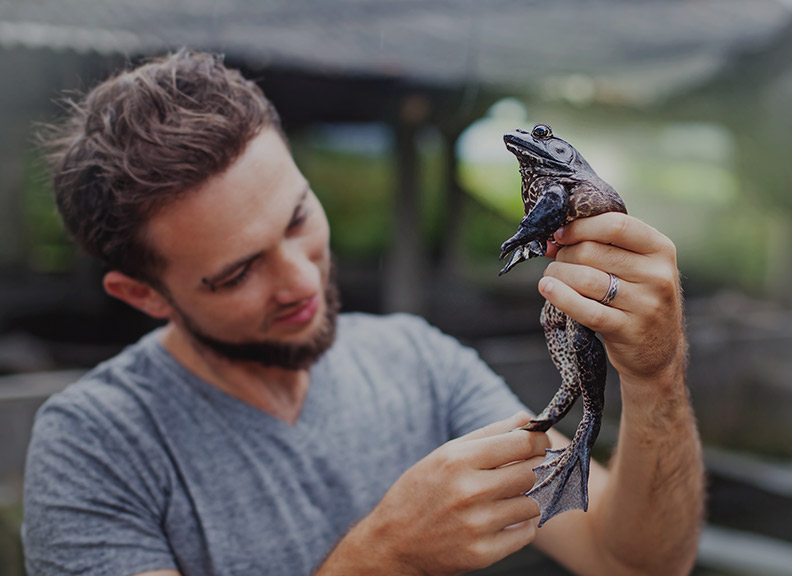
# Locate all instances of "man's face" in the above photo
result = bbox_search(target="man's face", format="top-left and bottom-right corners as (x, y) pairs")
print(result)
(145, 128), (337, 369)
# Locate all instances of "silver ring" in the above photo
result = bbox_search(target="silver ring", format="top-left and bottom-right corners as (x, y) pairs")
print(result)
(599, 273), (619, 306)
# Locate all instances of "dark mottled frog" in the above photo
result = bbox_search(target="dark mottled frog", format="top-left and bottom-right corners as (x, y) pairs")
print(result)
(499, 124), (626, 526)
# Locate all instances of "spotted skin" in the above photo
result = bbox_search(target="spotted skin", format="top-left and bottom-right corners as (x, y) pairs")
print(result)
(498, 124), (625, 526)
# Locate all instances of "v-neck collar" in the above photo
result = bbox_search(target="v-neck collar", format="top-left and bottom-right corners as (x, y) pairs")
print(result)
(145, 330), (333, 444)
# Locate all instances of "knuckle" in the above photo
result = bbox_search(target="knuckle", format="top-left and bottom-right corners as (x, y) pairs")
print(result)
(586, 269), (606, 295)
(645, 298), (667, 322)
(654, 272), (680, 306)
(613, 246), (633, 269)
(465, 540), (491, 567)
(658, 234), (678, 259)
(520, 429), (537, 451)
(520, 520), (537, 543)
(588, 306), (609, 330)
(519, 430), (548, 457)
(544, 260), (561, 276)
(618, 212), (632, 236)
(576, 241), (597, 261)
(459, 510), (485, 536)
(434, 447), (464, 475)
(451, 476), (482, 505)
(640, 262), (679, 303)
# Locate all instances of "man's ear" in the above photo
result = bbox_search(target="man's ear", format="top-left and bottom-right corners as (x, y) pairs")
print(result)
(103, 271), (173, 320)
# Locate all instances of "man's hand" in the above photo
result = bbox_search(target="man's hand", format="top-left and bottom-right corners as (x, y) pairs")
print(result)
(317, 412), (550, 576)
(535, 212), (703, 576)
(542, 212), (686, 387)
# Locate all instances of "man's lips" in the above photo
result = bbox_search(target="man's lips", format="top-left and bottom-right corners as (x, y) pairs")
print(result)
(273, 295), (320, 326)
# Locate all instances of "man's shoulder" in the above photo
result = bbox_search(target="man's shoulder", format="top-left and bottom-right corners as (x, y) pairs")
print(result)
(34, 329), (167, 432)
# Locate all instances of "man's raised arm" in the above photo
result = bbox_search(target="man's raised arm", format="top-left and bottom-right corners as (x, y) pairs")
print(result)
(533, 213), (704, 576)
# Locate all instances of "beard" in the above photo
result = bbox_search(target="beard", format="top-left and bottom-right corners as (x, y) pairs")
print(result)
(174, 263), (341, 371)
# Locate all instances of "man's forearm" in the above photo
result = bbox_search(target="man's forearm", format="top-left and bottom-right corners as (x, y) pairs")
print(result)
(315, 518), (411, 576)
(594, 363), (704, 575)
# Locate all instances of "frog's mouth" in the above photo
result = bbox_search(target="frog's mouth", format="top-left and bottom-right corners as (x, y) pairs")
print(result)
(504, 131), (574, 174)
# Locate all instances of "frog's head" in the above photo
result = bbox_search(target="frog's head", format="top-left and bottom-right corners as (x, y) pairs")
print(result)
(503, 124), (594, 178)
(497, 123), (624, 274)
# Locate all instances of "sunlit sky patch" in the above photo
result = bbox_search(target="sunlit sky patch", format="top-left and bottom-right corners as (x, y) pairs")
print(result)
(457, 100), (739, 217)
(456, 98), (528, 164)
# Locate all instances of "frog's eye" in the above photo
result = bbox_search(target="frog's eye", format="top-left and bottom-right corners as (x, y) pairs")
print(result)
(531, 124), (552, 139)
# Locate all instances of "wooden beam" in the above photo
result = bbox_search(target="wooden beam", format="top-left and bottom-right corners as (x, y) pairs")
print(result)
(382, 95), (429, 314)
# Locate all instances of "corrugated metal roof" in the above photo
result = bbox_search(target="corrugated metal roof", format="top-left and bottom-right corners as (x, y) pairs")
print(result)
(1, 0), (791, 104)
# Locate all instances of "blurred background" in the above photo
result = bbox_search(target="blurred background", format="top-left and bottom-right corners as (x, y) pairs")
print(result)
(1, 1), (792, 574)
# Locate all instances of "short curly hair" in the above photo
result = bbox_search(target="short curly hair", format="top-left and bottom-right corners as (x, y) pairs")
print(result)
(42, 49), (283, 287)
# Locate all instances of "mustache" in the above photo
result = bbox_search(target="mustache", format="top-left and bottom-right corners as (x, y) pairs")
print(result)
(182, 260), (341, 370)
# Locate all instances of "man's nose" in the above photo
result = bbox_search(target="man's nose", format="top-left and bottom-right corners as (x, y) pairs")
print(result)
(271, 242), (317, 304)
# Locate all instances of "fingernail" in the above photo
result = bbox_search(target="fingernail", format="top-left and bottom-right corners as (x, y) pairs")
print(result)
(555, 227), (566, 241)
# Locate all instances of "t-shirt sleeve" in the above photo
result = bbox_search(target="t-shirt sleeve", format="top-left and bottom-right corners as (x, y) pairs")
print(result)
(22, 388), (178, 576)
(397, 314), (531, 439)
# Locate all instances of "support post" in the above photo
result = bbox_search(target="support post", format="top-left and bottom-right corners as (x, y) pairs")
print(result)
(383, 95), (429, 314)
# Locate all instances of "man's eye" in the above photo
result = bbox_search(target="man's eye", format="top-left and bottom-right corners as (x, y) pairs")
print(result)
(288, 208), (309, 231)
(220, 264), (251, 289)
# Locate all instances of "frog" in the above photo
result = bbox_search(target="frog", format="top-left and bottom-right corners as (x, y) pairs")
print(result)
(498, 124), (627, 527)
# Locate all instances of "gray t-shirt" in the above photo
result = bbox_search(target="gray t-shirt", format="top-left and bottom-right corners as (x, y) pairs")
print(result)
(23, 312), (526, 576)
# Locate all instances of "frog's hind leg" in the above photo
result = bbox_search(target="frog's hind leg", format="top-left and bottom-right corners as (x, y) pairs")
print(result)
(526, 322), (607, 527)
(521, 302), (581, 433)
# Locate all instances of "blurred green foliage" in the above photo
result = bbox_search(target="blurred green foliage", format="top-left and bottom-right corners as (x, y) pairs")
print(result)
(292, 138), (392, 258)
(292, 128), (514, 264)
(0, 504), (24, 576)
(16, 116), (792, 299)
(21, 154), (73, 273)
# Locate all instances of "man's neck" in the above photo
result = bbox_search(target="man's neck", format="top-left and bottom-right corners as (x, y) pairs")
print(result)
(159, 322), (310, 425)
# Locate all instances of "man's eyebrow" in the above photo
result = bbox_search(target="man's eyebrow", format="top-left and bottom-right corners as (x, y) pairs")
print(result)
(200, 186), (311, 290)
(201, 251), (262, 290)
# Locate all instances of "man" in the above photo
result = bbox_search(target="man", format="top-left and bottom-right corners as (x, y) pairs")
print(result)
(23, 50), (703, 576)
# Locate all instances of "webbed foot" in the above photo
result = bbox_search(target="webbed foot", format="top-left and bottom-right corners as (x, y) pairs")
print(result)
(525, 420), (596, 527)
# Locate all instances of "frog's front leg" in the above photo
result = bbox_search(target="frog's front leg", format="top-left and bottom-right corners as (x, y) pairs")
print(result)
(498, 183), (569, 276)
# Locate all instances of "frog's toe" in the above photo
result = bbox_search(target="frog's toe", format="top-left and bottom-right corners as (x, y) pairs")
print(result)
(526, 445), (589, 527)
(527, 240), (546, 258)
(498, 247), (527, 276)
(519, 417), (554, 432)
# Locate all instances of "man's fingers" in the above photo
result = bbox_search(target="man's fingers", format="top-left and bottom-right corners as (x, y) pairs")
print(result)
(488, 456), (547, 499)
(488, 514), (539, 559)
(543, 261), (638, 311)
(490, 495), (541, 531)
(538, 275), (628, 335)
(460, 411), (534, 441)
(555, 212), (673, 256)
(467, 429), (550, 470)
(553, 240), (647, 284)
